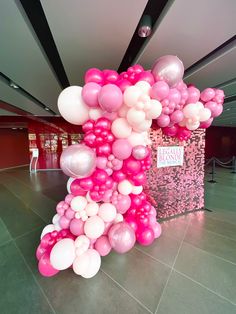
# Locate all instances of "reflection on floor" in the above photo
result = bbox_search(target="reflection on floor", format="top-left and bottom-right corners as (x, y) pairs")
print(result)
(0, 167), (236, 313)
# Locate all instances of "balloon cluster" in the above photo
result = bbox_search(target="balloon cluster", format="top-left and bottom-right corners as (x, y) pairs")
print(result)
(37, 55), (224, 278)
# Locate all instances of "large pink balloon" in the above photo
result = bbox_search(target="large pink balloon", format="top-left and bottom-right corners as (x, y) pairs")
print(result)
(150, 81), (170, 101)
(157, 114), (170, 127)
(108, 222), (136, 253)
(98, 84), (123, 112)
(82, 82), (101, 108)
(137, 227), (154, 246)
(60, 144), (96, 178)
(112, 139), (132, 160)
(151, 55), (184, 87)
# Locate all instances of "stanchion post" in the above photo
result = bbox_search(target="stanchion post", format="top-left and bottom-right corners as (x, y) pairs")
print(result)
(208, 158), (217, 183)
(231, 156), (236, 174)
(209, 157), (216, 174)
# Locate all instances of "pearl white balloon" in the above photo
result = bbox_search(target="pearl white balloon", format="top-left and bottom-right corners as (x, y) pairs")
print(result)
(40, 224), (55, 240)
(73, 249), (101, 278)
(58, 86), (89, 125)
(52, 214), (60, 225)
(85, 203), (99, 216)
(127, 108), (146, 126)
(67, 177), (75, 194)
(50, 239), (75, 270)
(89, 108), (103, 120)
(84, 216), (105, 239)
(132, 185), (143, 195)
(118, 180), (133, 195)
(186, 120), (200, 130)
(199, 108), (211, 122)
(75, 235), (90, 256)
(135, 81), (151, 94)
(111, 118), (132, 138)
(146, 99), (162, 119)
(98, 203), (117, 222)
(123, 86), (142, 107)
(71, 196), (87, 212)
(134, 119), (152, 132)
(128, 131), (147, 147)
(114, 213), (124, 223)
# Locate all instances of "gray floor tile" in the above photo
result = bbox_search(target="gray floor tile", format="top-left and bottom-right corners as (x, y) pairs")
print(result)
(0, 218), (11, 246)
(184, 224), (236, 264)
(0, 241), (53, 314)
(101, 248), (171, 312)
(174, 242), (236, 304)
(159, 216), (189, 241)
(156, 271), (236, 314)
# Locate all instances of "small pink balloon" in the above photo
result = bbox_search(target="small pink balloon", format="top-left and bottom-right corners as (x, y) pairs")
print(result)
(157, 114), (170, 127)
(82, 82), (101, 108)
(200, 88), (215, 102)
(103, 69), (119, 84)
(187, 86), (200, 104)
(168, 88), (181, 104)
(112, 170), (126, 182)
(96, 156), (108, 169)
(112, 139), (132, 160)
(69, 218), (84, 236)
(85, 68), (104, 85)
(65, 208), (75, 220)
(150, 81), (170, 101)
(38, 253), (59, 277)
(116, 78), (132, 92)
(116, 194), (131, 214)
(98, 84), (123, 112)
(36, 245), (47, 261)
(59, 216), (70, 229)
(151, 55), (184, 87)
(205, 101), (222, 118)
(79, 177), (94, 191)
(70, 179), (87, 196)
(170, 110), (184, 123)
(95, 235), (112, 256)
(136, 227), (154, 246)
(65, 194), (74, 205)
(152, 222), (162, 239)
(132, 145), (149, 160)
(135, 71), (155, 85)
(108, 222), (136, 254)
(162, 124), (179, 137)
(200, 117), (213, 129)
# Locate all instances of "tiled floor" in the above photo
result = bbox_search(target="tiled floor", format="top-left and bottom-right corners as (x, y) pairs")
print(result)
(0, 167), (236, 314)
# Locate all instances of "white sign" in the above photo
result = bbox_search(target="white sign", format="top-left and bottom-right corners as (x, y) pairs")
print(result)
(157, 146), (184, 168)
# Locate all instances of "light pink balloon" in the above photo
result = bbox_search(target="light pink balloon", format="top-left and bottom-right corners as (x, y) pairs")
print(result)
(151, 55), (184, 87)
(96, 156), (107, 169)
(205, 101), (223, 118)
(82, 82), (101, 108)
(60, 144), (96, 178)
(152, 222), (162, 239)
(98, 84), (123, 112)
(132, 145), (149, 160)
(157, 114), (170, 127)
(112, 139), (132, 160)
(150, 81), (170, 101)
(95, 235), (112, 256)
(116, 194), (131, 214)
(187, 86), (200, 104)
(168, 88), (181, 104)
(108, 222), (136, 253)
(199, 118), (213, 129)
(59, 216), (70, 229)
(69, 218), (84, 236)
(200, 88), (215, 102)
(170, 110), (184, 123)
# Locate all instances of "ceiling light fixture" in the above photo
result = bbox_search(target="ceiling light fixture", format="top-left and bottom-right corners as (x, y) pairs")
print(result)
(44, 107), (50, 111)
(138, 15), (152, 38)
(9, 81), (19, 89)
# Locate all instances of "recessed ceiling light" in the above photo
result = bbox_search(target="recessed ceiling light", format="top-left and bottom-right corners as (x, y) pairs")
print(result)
(44, 107), (50, 111)
(12, 127), (17, 130)
(9, 81), (19, 89)
(138, 15), (152, 38)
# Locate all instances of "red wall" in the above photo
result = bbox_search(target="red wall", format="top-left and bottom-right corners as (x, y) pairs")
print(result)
(205, 126), (236, 159)
(0, 129), (29, 169)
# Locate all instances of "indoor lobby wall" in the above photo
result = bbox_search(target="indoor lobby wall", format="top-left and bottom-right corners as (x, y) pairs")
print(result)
(0, 128), (29, 169)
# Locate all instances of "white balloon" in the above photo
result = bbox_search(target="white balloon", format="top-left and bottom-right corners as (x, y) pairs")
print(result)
(123, 86), (142, 107)
(85, 203), (99, 216)
(199, 108), (211, 122)
(73, 249), (101, 278)
(84, 216), (105, 239)
(126, 108), (146, 126)
(118, 180), (133, 195)
(75, 235), (90, 256)
(183, 103), (200, 119)
(146, 99), (162, 119)
(135, 81), (151, 94)
(71, 196), (88, 212)
(67, 177), (75, 194)
(40, 224), (55, 239)
(133, 119), (152, 132)
(89, 108), (103, 120)
(128, 131), (147, 147)
(58, 86), (89, 125)
(52, 214), (60, 225)
(54, 222), (62, 231)
(186, 120), (200, 130)
(111, 118), (132, 138)
(114, 213), (124, 223)
(50, 239), (75, 270)
(98, 203), (117, 222)
(132, 185), (143, 195)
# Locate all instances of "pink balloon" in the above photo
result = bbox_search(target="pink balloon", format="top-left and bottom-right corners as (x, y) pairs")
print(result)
(135, 71), (155, 85)
(136, 227), (154, 246)
(65, 208), (75, 220)
(79, 177), (94, 191)
(162, 125), (179, 137)
(65, 194), (74, 204)
(132, 145), (149, 160)
(95, 117), (112, 130)
(205, 101), (223, 118)
(93, 169), (108, 184)
(116, 195), (131, 214)
(132, 64), (144, 73)
(187, 86), (200, 103)
(96, 156), (107, 169)
(125, 216), (138, 232)
(116, 78), (132, 92)
(103, 69), (119, 84)
(200, 88), (215, 102)
(157, 114), (170, 127)
(60, 144), (96, 178)
(131, 172), (146, 186)
(151, 55), (184, 87)
(38, 253), (59, 277)
(70, 179), (87, 196)
(112, 170), (126, 182)
(108, 222), (136, 253)
(168, 88), (181, 104)
(200, 117), (213, 129)
(123, 158), (141, 175)
(59, 216), (70, 229)
(82, 82), (101, 108)
(98, 84), (123, 112)
(85, 68), (104, 85)
(97, 143), (112, 156)
(112, 139), (132, 160)
(36, 245), (47, 261)
(170, 110), (184, 123)
(152, 222), (162, 239)
(95, 235), (112, 256)
(69, 218), (84, 236)
(177, 127), (191, 141)
(150, 81), (170, 101)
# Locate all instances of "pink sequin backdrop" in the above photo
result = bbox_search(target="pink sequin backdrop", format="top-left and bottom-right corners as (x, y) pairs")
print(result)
(146, 128), (205, 219)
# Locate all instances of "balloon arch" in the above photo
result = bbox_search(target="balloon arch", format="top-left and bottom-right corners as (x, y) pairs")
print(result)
(36, 56), (224, 278)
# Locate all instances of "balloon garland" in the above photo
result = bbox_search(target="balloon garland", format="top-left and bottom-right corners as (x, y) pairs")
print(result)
(36, 55), (224, 278)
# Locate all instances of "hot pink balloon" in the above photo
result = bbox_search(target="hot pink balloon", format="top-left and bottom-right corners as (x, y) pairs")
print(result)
(125, 216), (138, 232)
(162, 124), (179, 137)
(85, 68), (104, 85)
(116, 78), (132, 92)
(70, 179), (87, 196)
(98, 84), (123, 112)
(112, 139), (132, 160)
(95, 235), (112, 256)
(136, 227), (154, 246)
(108, 222), (136, 253)
(112, 170), (126, 182)
(103, 69), (119, 84)
(150, 81), (170, 101)
(151, 55), (184, 87)
(82, 82), (101, 108)
(38, 253), (59, 277)
(157, 114), (170, 127)
(135, 71), (155, 85)
(152, 222), (162, 239)
(60, 144), (96, 178)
